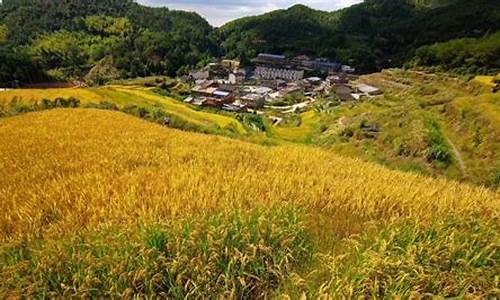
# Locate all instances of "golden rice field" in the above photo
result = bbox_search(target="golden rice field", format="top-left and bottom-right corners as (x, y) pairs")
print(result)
(0, 86), (246, 134)
(0, 109), (499, 298)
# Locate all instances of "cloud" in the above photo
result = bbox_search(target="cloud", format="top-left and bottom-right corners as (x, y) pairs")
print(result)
(136, 0), (363, 26)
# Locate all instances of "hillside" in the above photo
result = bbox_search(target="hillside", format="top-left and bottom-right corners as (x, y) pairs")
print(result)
(0, 109), (499, 297)
(411, 31), (500, 74)
(0, 0), (217, 85)
(0, 85), (247, 135)
(1, 69), (499, 186)
(313, 69), (500, 187)
(219, 0), (500, 72)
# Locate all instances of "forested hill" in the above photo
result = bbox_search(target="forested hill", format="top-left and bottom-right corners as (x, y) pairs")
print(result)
(219, 0), (500, 72)
(0, 0), (218, 85)
(1, 0), (500, 86)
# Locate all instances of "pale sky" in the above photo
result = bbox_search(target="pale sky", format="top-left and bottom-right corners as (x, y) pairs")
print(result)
(137, 0), (363, 26)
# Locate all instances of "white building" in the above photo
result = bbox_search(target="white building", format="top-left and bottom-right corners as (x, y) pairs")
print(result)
(255, 66), (304, 81)
(228, 72), (245, 84)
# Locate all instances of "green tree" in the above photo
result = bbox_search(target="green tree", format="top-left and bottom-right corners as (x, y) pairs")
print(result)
(84, 15), (132, 37)
(412, 31), (500, 73)
(0, 24), (7, 43)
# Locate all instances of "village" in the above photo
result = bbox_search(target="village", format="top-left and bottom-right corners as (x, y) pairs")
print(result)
(183, 53), (383, 118)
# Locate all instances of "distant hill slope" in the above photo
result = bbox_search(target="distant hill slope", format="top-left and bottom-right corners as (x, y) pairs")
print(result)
(0, 0), (218, 85)
(0, 85), (246, 134)
(219, 0), (500, 72)
(411, 31), (500, 74)
(409, 0), (459, 8)
(0, 0), (214, 43)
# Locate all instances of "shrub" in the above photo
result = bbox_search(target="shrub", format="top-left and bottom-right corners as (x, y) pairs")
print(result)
(472, 126), (483, 147)
(84, 101), (119, 111)
(121, 105), (148, 118)
(53, 97), (80, 108)
(494, 74), (500, 84)
(340, 126), (354, 138)
(12, 102), (33, 114)
(490, 167), (500, 187)
(424, 118), (451, 164)
(237, 113), (266, 132)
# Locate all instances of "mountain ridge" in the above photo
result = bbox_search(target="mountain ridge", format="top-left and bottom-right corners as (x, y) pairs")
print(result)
(1, 0), (499, 84)
(219, 0), (500, 71)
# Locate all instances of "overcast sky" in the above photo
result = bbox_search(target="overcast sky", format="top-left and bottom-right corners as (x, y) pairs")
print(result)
(137, 0), (363, 26)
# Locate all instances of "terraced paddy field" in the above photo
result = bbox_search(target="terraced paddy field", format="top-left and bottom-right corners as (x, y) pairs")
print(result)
(311, 69), (500, 186)
(0, 109), (498, 298)
(268, 110), (320, 142)
(0, 86), (246, 134)
(1, 70), (500, 187)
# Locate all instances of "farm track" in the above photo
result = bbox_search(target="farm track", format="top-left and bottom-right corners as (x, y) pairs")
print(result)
(445, 136), (467, 177)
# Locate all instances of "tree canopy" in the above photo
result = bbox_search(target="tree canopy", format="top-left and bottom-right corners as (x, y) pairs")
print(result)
(412, 31), (500, 74)
(0, 24), (6, 43)
(1, 0), (499, 86)
(219, 0), (500, 72)
(0, 0), (218, 86)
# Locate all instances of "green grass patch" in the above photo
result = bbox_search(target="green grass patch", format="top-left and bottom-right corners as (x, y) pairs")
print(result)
(270, 111), (320, 142)
(424, 117), (452, 165)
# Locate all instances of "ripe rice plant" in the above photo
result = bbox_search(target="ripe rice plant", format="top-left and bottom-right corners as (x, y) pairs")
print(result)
(0, 109), (498, 297)
(0, 86), (245, 134)
(1, 209), (312, 298)
(318, 217), (500, 298)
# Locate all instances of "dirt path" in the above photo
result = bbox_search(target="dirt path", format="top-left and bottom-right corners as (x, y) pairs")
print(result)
(445, 136), (468, 177)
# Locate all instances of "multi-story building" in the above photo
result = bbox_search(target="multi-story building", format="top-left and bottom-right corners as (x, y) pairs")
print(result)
(254, 66), (304, 81)
(254, 53), (287, 65)
(292, 56), (341, 72)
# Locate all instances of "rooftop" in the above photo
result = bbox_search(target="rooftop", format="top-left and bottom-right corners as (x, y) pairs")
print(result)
(357, 83), (380, 94)
(213, 90), (231, 97)
(257, 53), (286, 60)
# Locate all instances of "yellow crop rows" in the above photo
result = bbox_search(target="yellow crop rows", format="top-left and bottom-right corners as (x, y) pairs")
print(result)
(0, 86), (246, 134)
(0, 109), (498, 297)
(0, 109), (497, 242)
